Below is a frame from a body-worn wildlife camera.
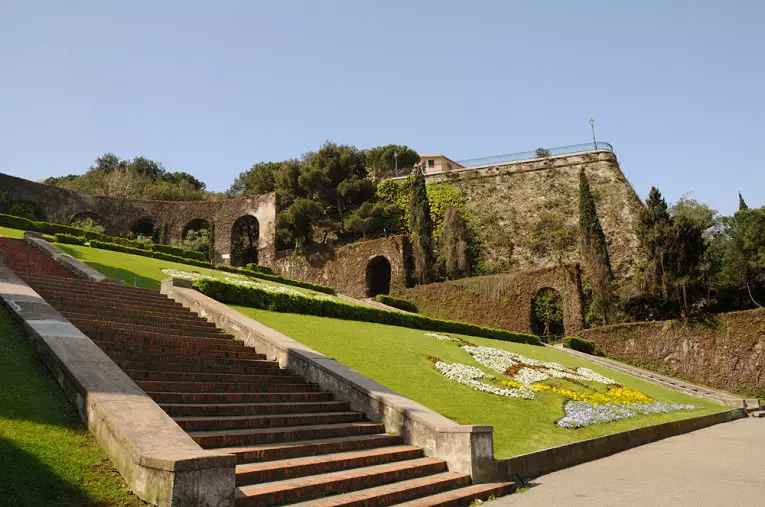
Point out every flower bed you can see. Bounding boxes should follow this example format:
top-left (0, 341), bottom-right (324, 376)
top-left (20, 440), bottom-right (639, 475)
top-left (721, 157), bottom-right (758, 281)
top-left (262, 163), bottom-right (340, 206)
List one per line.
top-left (426, 335), bottom-right (699, 429)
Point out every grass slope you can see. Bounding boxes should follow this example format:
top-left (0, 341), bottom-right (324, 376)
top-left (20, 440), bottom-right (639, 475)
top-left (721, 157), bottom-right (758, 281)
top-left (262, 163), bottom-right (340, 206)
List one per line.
top-left (0, 225), bottom-right (24, 239)
top-left (0, 308), bottom-right (141, 506)
top-left (55, 243), bottom-right (342, 301)
top-left (233, 307), bottom-right (724, 458)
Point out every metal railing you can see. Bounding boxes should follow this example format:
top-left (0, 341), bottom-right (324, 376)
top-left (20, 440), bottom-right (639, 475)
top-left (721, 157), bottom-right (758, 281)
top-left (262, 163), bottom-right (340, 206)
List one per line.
top-left (456, 142), bottom-right (613, 169)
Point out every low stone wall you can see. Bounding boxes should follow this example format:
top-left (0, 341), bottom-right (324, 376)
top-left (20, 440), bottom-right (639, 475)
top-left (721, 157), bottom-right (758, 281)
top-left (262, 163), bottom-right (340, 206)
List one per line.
top-left (578, 309), bottom-right (765, 398)
top-left (24, 231), bottom-right (114, 283)
top-left (503, 408), bottom-right (745, 479)
top-left (0, 264), bottom-right (236, 506)
top-left (400, 265), bottom-right (584, 335)
top-left (272, 236), bottom-right (411, 299)
top-left (162, 278), bottom-right (498, 482)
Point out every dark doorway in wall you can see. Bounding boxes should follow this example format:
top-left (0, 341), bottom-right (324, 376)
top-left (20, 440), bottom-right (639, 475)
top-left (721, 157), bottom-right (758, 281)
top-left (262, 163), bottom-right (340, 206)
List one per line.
top-left (365, 256), bottom-right (392, 297)
top-left (531, 287), bottom-right (564, 340)
top-left (129, 217), bottom-right (159, 242)
top-left (231, 215), bottom-right (259, 266)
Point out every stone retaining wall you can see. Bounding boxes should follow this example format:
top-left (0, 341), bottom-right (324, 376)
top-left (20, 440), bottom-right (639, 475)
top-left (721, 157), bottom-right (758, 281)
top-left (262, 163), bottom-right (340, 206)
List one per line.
top-left (578, 309), bottom-right (765, 399)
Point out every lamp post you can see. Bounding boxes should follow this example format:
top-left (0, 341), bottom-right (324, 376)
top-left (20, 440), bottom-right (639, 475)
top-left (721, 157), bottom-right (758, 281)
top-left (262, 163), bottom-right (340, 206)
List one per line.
top-left (589, 118), bottom-right (598, 151)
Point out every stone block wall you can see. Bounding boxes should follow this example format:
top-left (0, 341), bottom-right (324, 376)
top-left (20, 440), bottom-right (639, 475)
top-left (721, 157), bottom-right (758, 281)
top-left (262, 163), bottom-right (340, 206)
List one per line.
top-left (272, 236), bottom-right (411, 298)
top-left (399, 265), bottom-right (584, 335)
top-left (578, 308), bottom-right (765, 398)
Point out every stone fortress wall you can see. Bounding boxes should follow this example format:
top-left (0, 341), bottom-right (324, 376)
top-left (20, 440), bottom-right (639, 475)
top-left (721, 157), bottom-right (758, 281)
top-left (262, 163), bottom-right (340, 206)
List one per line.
top-left (0, 172), bottom-right (277, 263)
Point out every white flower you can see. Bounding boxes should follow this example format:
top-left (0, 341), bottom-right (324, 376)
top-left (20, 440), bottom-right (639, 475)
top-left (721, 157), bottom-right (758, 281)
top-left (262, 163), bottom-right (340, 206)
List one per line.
top-left (460, 345), bottom-right (616, 386)
top-left (425, 332), bottom-right (459, 342)
top-left (160, 269), bottom-right (216, 281)
top-left (434, 361), bottom-right (536, 400)
top-left (557, 401), bottom-right (697, 429)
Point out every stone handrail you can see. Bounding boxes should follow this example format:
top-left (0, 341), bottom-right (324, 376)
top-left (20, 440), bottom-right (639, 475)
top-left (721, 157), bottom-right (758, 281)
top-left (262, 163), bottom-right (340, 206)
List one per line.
top-left (24, 231), bottom-right (115, 283)
top-left (0, 265), bottom-right (236, 506)
top-left (161, 278), bottom-right (500, 482)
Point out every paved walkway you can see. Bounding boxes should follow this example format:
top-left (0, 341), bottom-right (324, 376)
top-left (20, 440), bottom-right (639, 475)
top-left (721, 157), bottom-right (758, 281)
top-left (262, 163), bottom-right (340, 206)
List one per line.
top-left (493, 417), bottom-right (765, 506)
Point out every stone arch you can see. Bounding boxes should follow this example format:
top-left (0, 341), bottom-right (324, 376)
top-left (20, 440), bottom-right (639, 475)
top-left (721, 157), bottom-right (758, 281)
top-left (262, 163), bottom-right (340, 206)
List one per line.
top-left (182, 218), bottom-right (211, 239)
top-left (530, 287), bottom-right (564, 340)
top-left (365, 255), bottom-right (392, 297)
top-left (230, 215), bottom-right (260, 267)
top-left (70, 212), bottom-right (107, 229)
top-left (129, 216), bottom-right (159, 242)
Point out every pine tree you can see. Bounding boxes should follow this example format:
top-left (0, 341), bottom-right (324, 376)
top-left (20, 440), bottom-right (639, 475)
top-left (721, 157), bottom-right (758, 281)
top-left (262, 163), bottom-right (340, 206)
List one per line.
top-left (579, 169), bottom-right (615, 324)
top-left (739, 192), bottom-right (749, 211)
top-left (409, 166), bottom-right (434, 284)
top-left (159, 221), bottom-right (169, 245)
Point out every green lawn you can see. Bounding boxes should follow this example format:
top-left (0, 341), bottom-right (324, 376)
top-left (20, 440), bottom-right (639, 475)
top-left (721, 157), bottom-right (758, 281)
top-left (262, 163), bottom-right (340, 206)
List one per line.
top-left (54, 243), bottom-right (346, 302)
top-left (232, 307), bottom-right (724, 458)
top-left (0, 308), bottom-right (141, 506)
top-left (0, 226), bottom-right (24, 239)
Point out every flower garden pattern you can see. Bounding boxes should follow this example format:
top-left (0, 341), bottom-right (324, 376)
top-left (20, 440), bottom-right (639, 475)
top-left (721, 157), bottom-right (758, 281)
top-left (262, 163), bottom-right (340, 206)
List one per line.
top-left (426, 333), bottom-right (697, 429)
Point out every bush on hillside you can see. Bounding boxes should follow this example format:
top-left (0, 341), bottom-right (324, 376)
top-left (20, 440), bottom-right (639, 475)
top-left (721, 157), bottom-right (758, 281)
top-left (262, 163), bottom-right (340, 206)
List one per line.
top-left (53, 233), bottom-right (87, 245)
top-left (374, 294), bottom-right (418, 313)
top-left (246, 263), bottom-right (274, 275)
top-left (194, 279), bottom-right (540, 345)
top-left (562, 336), bottom-right (597, 355)
top-left (89, 240), bottom-right (214, 268)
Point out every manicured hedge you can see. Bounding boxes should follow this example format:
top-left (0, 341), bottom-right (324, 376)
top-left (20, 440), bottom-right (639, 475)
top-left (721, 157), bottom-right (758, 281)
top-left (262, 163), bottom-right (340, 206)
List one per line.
top-left (0, 213), bottom-right (107, 241)
top-left (246, 263), bottom-right (274, 275)
top-left (89, 240), bottom-right (214, 268)
top-left (374, 294), bottom-right (418, 313)
top-left (563, 336), bottom-right (596, 355)
top-left (151, 243), bottom-right (207, 261)
top-left (54, 233), bottom-right (87, 245)
top-left (194, 279), bottom-right (540, 345)
top-left (213, 264), bottom-right (335, 294)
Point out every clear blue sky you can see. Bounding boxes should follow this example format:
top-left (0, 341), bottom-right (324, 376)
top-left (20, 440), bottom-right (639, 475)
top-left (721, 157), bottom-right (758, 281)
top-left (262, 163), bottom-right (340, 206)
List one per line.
top-left (2, 1), bottom-right (763, 215)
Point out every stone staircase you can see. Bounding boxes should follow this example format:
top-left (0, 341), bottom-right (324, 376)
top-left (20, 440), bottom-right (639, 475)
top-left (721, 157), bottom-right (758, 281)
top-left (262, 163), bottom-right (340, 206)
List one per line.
top-left (3, 240), bottom-right (514, 506)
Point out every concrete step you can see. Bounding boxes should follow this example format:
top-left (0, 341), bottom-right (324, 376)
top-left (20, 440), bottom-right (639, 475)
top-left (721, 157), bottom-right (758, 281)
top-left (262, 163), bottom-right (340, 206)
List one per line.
top-left (114, 357), bottom-right (280, 375)
top-left (748, 410), bottom-right (765, 418)
top-left (22, 275), bottom-right (180, 300)
top-left (392, 481), bottom-right (518, 507)
top-left (235, 445), bottom-right (424, 485)
top-left (32, 285), bottom-right (188, 308)
top-left (39, 294), bottom-right (195, 318)
top-left (234, 458), bottom-right (449, 507)
top-left (160, 401), bottom-right (352, 418)
top-left (3, 244), bottom-right (77, 276)
top-left (83, 332), bottom-right (246, 352)
top-left (212, 434), bottom-right (405, 463)
top-left (125, 369), bottom-right (303, 384)
top-left (94, 348), bottom-right (266, 366)
top-left (190, 422), bottom-right (386, 448)
top-left (135, 380), bottom-right (319, 394)
top-left (93, 340), bottom-right (266, 361)
top-left (61, 309), bottom-right (220, 332)
top-left (174, 411), bottom-right (366, 432)
top-left (145, 391), bottom-right (335, 405)
top-left (80, 321), bottom-right (229, 340)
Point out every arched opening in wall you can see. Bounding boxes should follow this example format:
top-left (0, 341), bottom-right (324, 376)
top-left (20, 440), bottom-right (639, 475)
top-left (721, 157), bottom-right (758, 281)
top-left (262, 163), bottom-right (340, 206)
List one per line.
top-left (182, 218), bottom-right (213, 260)
top-left (230, 215), bottom-right (259, 267)
top-left (70, 212), bottom-right (107, 233)
top-left (129, 217), bottom-right (159, 243)
top-left (530, 287), bottom-right (564, 341)
top-left (365, 256), bottom-right (391, 297)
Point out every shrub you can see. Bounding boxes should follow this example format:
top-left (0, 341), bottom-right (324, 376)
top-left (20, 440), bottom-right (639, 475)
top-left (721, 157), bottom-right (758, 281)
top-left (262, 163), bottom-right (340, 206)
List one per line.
top-left (151, 243), bottom-right (207, 261)
top-left (89, 240), bottom-right (214, 268)
top-left (374, 294), bottom-right (418, 313)
top-left (0, 213), bottom-right (108, 241)
top-left (53, 233), bottom-right (87, 245)
top-left (111, 236), bottom-right (150, 250)
top-left (246, 263), bottom-right (275, 275)
top-left (194, 279), bottom-right (540, 345)
top-left (562, 336), bottom-right (596, 355)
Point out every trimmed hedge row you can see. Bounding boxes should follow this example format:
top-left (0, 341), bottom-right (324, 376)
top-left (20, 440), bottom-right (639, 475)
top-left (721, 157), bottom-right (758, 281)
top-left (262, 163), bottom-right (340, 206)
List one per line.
top-left (54, 233), bottom-right (87, 245)
top-left (151, 243), bottom-right (207, 261)
top-left (0, 213), bottom-right (107, 241)
top-left (89, 240), bottom-right (214, 268)
top-left (194, 279), bottom-right (540, 345)
top-left (209, 264), bottom-right (334, 294)
top-left (563, 336), bottom-right (596, 354)
top-left (374, 294), bottom-right (418, 313)
top-left (246, 263), bottom-right (274, 275)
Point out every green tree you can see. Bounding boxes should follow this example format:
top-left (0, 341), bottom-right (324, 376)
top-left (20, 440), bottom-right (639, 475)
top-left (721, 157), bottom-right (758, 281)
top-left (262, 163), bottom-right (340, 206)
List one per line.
top-left (182, 229), bottom-right (211, 257)
top-left (227, 161), bottom-right (281, 197)
top-left (670, 197), bottom-right (718, 233)
top-left (366, 145), bottom-right (420, 179)
top-left (439, 207), bottom-right (476, 279)
top-left (579, 169), bottom-right (615, 324)
top-left (638, 186), bottom-right (673, 296)
top-left (531, 288), bottom-right (564, 337)
top-left (722, 208), bottom-right (765, 306)
top-left (739, 192), bottom-right (749, 211)
top-left (277, 198), bottom-right (324, 251)
top-left (535, 147), bottom-right (551, 158)
top-left (409, 166), bottom-right (434, 284)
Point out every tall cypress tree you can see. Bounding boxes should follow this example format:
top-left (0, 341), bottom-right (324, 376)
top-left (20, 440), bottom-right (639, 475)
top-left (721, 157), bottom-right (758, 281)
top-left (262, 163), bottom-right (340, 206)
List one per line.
top-left (579, 169), bottom-right (615, 324)
top-left (739, 192), bottom-right (749, 211)
top-left (409, 166), bottom-right (434, 284)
